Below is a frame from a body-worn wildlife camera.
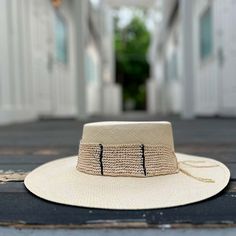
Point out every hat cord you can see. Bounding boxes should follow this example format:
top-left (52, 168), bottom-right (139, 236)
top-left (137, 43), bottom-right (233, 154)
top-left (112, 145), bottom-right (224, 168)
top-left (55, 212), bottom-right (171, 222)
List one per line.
top-left (178, 161), bottom-right (219, 183)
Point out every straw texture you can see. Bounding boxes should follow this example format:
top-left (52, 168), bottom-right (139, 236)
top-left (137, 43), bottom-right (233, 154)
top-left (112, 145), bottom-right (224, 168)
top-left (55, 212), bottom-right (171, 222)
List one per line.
top-left (24, 121), bottom-right (230, 209)
top-left (24, 153), bottom-right (230, 209)
top-left (77, 143), bottom-right (178, 177)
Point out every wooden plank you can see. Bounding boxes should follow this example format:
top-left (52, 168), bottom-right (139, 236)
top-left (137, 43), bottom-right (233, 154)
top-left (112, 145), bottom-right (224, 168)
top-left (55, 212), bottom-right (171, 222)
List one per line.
top-left (0, 182), bottom-right (26, 193)
top-left (0, 118), bottom-right (235, 146)
top-left (0, 164), bottom-right (38, 171)
top-left (1, 227), bottom-right (236, 235)
top-left (0, 181), bottom-right (235, 228)
top-left (0, 118), bottom-right (236, 229)
top-left (0, 147), bottom-right (76, 156)
top-left (175, 147), bottom-right (236, 163)
top-left (0, 171), bottom-right (27, 182)
top-left (0, 148), bottom-right (235, 164)
top-left (0, 155), bottom-right (71, 164)
top-left (0, 185), bottom-right (235, 227)
top-left (0, 162), bottom-right (235, 180)
top-left (0, 180), bottom-right (233, 192)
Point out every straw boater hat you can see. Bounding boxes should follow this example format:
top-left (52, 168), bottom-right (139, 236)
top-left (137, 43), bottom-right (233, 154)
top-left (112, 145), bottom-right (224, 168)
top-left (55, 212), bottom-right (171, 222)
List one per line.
top-left (25, 121), bottom-right (230, 209)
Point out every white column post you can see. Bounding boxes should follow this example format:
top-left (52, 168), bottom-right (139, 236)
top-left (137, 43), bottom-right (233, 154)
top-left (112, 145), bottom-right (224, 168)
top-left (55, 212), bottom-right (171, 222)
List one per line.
top-left (180, 0), bottom-right (195, 119)
top-left (0, 0), bottom-right (11, 110)
top-left (72, 0), bottom-right (87, 119)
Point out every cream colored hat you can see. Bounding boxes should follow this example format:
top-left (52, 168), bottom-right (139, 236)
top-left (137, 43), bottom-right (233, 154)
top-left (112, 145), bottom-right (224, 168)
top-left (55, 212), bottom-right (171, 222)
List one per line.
top-left (24, 121), bottom-right (230, 209)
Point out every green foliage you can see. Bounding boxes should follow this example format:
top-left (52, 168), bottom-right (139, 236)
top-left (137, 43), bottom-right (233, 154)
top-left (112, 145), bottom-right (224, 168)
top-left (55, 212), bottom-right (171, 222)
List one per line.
top-left (114, 15), bottom-right (150, 110)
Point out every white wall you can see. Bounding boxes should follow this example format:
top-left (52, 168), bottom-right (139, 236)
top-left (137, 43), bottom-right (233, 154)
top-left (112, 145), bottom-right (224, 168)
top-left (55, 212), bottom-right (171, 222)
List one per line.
top-left (85, 41), bottom-right (102, 115)
top-left (103, 83), bottom-right (122, 115)
top-left (192, 0), bottom-right (236, 116)
top-left (0, 0), bottom-right (78, 125)
top-left (147, 27), bottom-right (163, 114)
top-left (0, 0), bottom-right (122, 125)
top-left (0, 0), bottom-right (37, 125)
top-left (146, 79), bottom-right (158, 114)
top-left (192, 0), bottom-right (219, 116)
top-left (165, 17), bottom-right (182, 114)
top-left (216, 0), bottom-right (236, 116)
top-left (150, 0), bottom-right (236, 117)
top-left (153, 13), bottom-right (182, 115)
top-left (0, 0), bottom-right (90, 125)
top-left (30, 0), bottom-right (77, 117)
top-left (51, 0), bottom-right (77, 117)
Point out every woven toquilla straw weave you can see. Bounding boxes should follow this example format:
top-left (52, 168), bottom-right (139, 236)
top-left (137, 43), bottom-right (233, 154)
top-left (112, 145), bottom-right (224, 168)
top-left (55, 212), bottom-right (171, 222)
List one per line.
top-left (77, 143), bottom-right (178, 177)
top-left (24, 121), bottom-right (230, 210)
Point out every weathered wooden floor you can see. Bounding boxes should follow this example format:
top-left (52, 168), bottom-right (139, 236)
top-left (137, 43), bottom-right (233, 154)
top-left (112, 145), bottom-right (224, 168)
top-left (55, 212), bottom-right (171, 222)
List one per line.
top-left (0, 114), bottom-right (236, 231)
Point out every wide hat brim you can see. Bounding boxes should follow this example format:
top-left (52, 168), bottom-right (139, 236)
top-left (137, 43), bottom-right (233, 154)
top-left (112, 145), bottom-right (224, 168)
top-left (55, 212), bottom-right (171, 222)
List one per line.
top-left (24, 153), bottom-right (230, 210)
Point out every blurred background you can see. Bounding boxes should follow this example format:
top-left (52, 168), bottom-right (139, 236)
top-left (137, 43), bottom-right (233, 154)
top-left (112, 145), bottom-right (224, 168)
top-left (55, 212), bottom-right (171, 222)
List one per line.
top-left (0, 0), bottom-right (236, 125)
